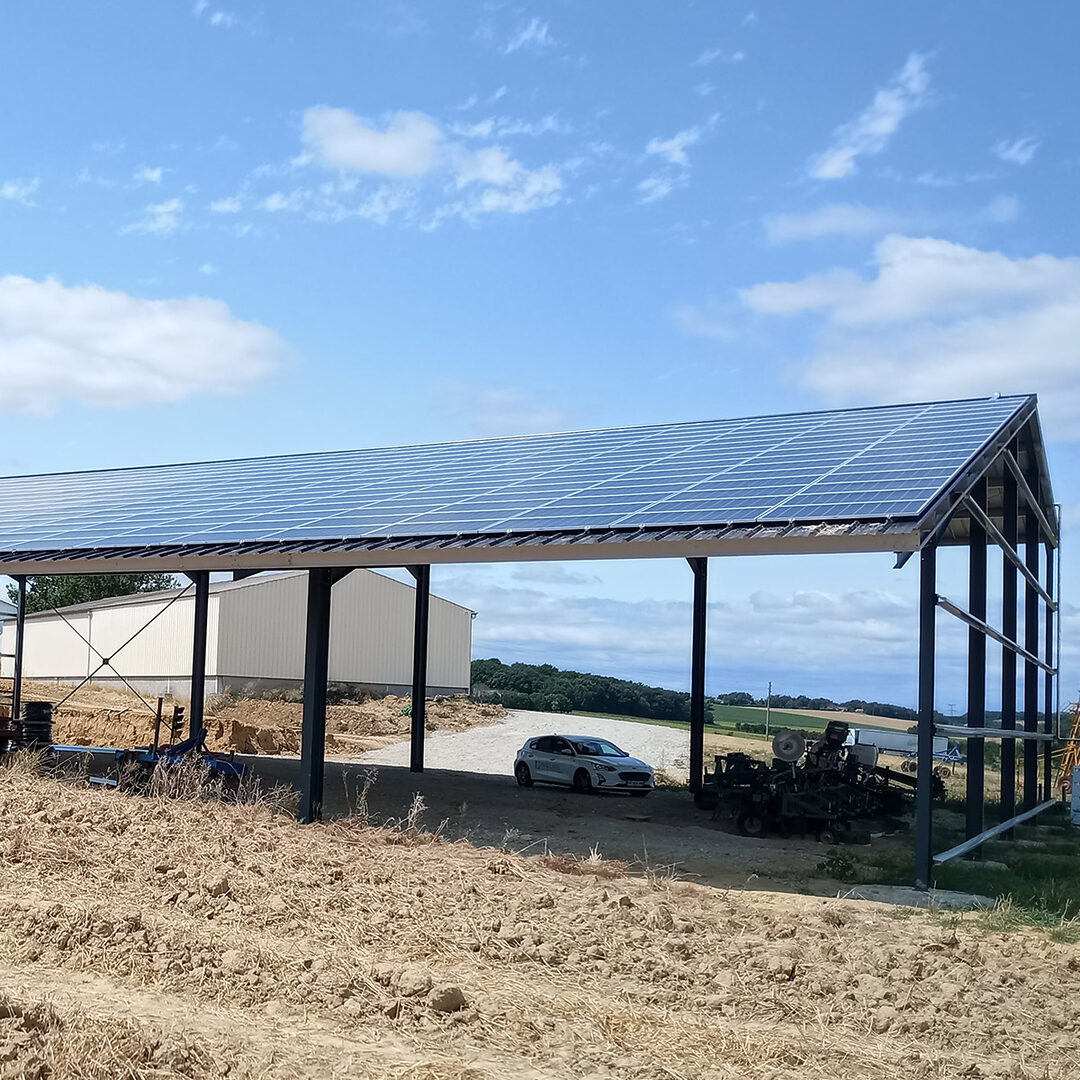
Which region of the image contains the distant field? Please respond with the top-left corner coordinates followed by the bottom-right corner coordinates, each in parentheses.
top-left (572, 706), bottom-right (906, 735)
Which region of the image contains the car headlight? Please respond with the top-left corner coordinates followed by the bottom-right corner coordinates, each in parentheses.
top-left (593, 763), bottom-right (617, 772)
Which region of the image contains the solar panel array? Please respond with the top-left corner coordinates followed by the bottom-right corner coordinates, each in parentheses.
top-left (0, 396), bottom-right (1027, 552)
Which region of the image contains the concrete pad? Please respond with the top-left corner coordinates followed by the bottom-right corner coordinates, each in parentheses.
top-left (839, 885), bottom-right (997, 910)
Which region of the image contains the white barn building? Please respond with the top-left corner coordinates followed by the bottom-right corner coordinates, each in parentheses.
top-left (0, 570), bottom-right (473, 697)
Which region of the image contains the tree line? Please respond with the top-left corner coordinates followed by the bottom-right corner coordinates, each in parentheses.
top-left (471, 659), bottom-right (925, 724)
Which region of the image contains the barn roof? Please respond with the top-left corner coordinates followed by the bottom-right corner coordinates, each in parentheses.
top-left (0, 394), bottom-right (1054, 573)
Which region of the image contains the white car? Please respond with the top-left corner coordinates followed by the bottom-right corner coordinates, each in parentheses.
top-left (514, 734), bottom-right (654, 796)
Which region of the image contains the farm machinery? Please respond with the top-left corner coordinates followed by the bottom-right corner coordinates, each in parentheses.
top-left (694, 720), bottom-right (944, 841)
top-left (2, 698), bottom-right (248, 794)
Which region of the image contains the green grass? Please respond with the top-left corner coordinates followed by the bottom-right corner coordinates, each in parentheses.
top-left (839, 806), bottom-right (1080, 935)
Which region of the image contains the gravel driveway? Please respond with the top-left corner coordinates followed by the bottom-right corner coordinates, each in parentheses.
top-left (355, 709), bottom-right (692, 778)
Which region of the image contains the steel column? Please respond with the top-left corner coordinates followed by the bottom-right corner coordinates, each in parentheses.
top-left (1043, 537), bottom-right (1055, 798)
top-left (965, 477), bottom-right (987, 844)
top-left (11, 575), bottom-right (26, 723)
top-left (1022, 501), bottom-right (1040, 810)
top-left (914, 543), bottom-right (937, 891)
top-left (1000, 457), bottom-right (1018, 829)
top-left (408, 565), bottom-right (430, 774)
top-left (188, 570), bottom-right (211, 739)
top-left (299, 568), bottom-right (333, 824)
top-left (687, 557), bottom-right (708, 794)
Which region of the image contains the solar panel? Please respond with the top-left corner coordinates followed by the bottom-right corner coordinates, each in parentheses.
top-left (0, 396), bottom-right (1028, 552)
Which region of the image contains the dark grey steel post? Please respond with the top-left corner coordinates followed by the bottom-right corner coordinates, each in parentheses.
top-left (687, 557), bottom-right (708, 794)
top-left (299, 568), bottom-right (333, 824)
top-left (1043, 538), bottom-right (1055, 799)
top-left (1000, 458), bottom-right (1018, 829)
top-left (188, 570), bottom-right (211, 739)
top-left (914, 543), bottom-right (937, 891)
top-left (11, 575), bottom-right (26, 723)
top-left (408, 565), bottom-right (430, 774)
top-left (1022, 500), bottom-right (1040, 810)
top-left (965, 477), bottom-right (987, 844)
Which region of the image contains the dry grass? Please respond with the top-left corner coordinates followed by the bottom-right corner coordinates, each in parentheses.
top-left (0, 761), bottom-right (1075, 1078)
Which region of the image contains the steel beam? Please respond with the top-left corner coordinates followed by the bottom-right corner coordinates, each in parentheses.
top-left (408, 565), bottom-right (430, 774)
top-left (1023, 499), bottom-right (1040, 810)
top-left (965, 477), bottom-right (987, 844)
top-left (962, 496), bottom-right (1056, 609)
top-left (186, 570), bottom-right (211, 739)
top-left (915, 544), bottom-right (937, 891)
top-left (1000, 455), bottom-right (1018, 830)
top-left (1002, 450), bottom-right (1058, 547)
top-left (11, 575), bottom-right (26, 723)
top-left (934, 799), bottom-right (1057, 864)
top-left (687, 557), bottom-right (708, 794)
top-left (935, 596), bottom-right (1054, 673)
top-left (299, 568), bottom-right (333, 824)
top-left (1043, 538), bottom-right (1055, 798)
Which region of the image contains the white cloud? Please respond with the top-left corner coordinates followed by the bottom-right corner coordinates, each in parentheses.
top-left (121, 197), bottom-right (184, 236)
top-left (133, 165), bottom-right (163, 185)
top-left (993, 136), bottom-right (1040, 166)
top-left (646, 127), bottom-right (700, 166)
top-left (297, 105), bottom-right (563, 222)
top-left (210, 195), bottom-right (242, 213)
top-left (693, 46), bottom-right (744, 66)
top-left (301, 107), bottom-right (442, 177)
top-left (0, 275), bottom-right (283, 412)
top-left (0, 179), bottom-right (39, 206)
top-left (764, 204), bottom-right (906, 243)
top-left (636, 174), bottom-right (676, 204)
top-left (670, 302), bottom-right (735, 339)
top-left (193, 1), bottom-right (238, 28)
top-left (198, 262), bottom-right (219, 275)
top-left (982, 193), bottom-right (1020, 223)
top-left (262, 190), bottom-right (306, 212)
top-left (450, 115), bottom-right (571, 138)
top-left (738, 234), bottom-right (1080, 437)
top-left (447, 384), bottom-right (566, 436)
top-left (696, 82), bottom-right (716, 97)
top-left (503, 17), bottom-right (556, 54)
top-left (808, 53), bottom-right (931, 180)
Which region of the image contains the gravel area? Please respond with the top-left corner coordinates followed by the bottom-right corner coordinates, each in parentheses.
top-left (354, 708), bottom-right (692, 778)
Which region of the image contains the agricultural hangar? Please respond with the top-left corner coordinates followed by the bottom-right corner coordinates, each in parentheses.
top-left (0, 393), bottom-right (1059, 889)
top-left (0, 569), bottom-right (472, 698)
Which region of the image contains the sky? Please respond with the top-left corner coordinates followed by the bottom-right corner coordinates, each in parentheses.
top-left (1, 1), bottom-right (1078, 711)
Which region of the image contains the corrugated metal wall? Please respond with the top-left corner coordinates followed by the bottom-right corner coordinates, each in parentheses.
top-left (0, 595), bottom-right (220, 684)
top-left (1, 570), bottom-right (471, 695)
top-left (216, 570), bottom-right (471, 693)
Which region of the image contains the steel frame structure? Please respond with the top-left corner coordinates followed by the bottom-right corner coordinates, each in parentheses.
top-left (1, 395), bottom-right (1059, 889)
top-left (913, 441), bottom-right (1060, 889)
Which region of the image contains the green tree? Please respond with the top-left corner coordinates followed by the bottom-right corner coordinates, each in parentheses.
top-left (8, 574), bottom-right (179, 615)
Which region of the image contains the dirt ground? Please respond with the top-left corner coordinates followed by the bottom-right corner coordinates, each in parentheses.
top-left (0, 763), bottom-right (1075, 1079)
top-left (0, 678), bottom-right (504, 756)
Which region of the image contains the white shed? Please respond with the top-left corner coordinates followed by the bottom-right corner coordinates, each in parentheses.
top-left (0, 570), bottom-right (473, 697)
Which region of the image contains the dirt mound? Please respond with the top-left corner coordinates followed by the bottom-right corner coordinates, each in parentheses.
top-left (0, 678), bottom-right (503, 757)
top-left (0, 766), bottom-right (1075, 1078)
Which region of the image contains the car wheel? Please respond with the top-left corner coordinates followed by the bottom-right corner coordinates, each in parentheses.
top-left (572, 768), bottom-right (593, 794)
top-left (736, 810), bottom-right (766, 837)
top-left (514, 762), bottom-right (533, 787)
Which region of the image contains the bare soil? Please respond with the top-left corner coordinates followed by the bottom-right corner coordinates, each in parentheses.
top-left (0, 763), bottom-right (1075, 1078)
top-left (0, 678), bottom-right (503, 756)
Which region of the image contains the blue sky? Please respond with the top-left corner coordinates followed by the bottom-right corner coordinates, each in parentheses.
top-left (1, 1), bottom-right (1077, 710)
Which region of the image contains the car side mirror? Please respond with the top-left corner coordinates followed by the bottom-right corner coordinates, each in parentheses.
top-left (560, 748), bottom-right (573, 755)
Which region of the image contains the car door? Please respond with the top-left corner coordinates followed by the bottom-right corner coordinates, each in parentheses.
top-left (529, 737), bottom-right (556, 781)
top-left (548, 737), bottom-right (576, 784)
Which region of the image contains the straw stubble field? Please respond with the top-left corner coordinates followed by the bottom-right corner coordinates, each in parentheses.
top-left (0, 761), bottom-right (1076, 1079)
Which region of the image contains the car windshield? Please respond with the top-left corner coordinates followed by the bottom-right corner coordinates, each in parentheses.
top-left (571, 739), bottom-right (627, 757)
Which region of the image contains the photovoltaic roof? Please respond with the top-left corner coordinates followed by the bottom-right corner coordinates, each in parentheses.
top-left (0, 395), bottom-right (1031, 556)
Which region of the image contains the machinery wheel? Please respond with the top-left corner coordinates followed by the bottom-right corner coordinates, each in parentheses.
top-left (817, 827), bottom-right (837, 844)
top-left (514, 762), bottom-right (533, 787)
top-left (901, 759), bottom-right (917, 773)
top-left (572, 769), bottom-right (593, 794)
top-left (736, 810), bottom-right (766, 837)
top-left (934, 765), bottom-right (952, 779)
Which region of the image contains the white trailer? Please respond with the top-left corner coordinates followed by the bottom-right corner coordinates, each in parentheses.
top-left (852, 728), bottom-right (949, 757)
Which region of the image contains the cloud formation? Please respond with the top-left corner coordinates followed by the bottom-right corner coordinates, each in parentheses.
top-left (122, 197), bottom-right (184, 236)
top-left (993, 136), bottom-right (1040, 166)
top-left (0, 276), bottom-right (284, 412)
top-left (503, 17), bottom-right (557, 54)
top-left (809, 53), bottom-right (931, 180)
top-left (0, 179), bottom-right (39, 206)
top-left (738, 234), bottom-right (1080, 437)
